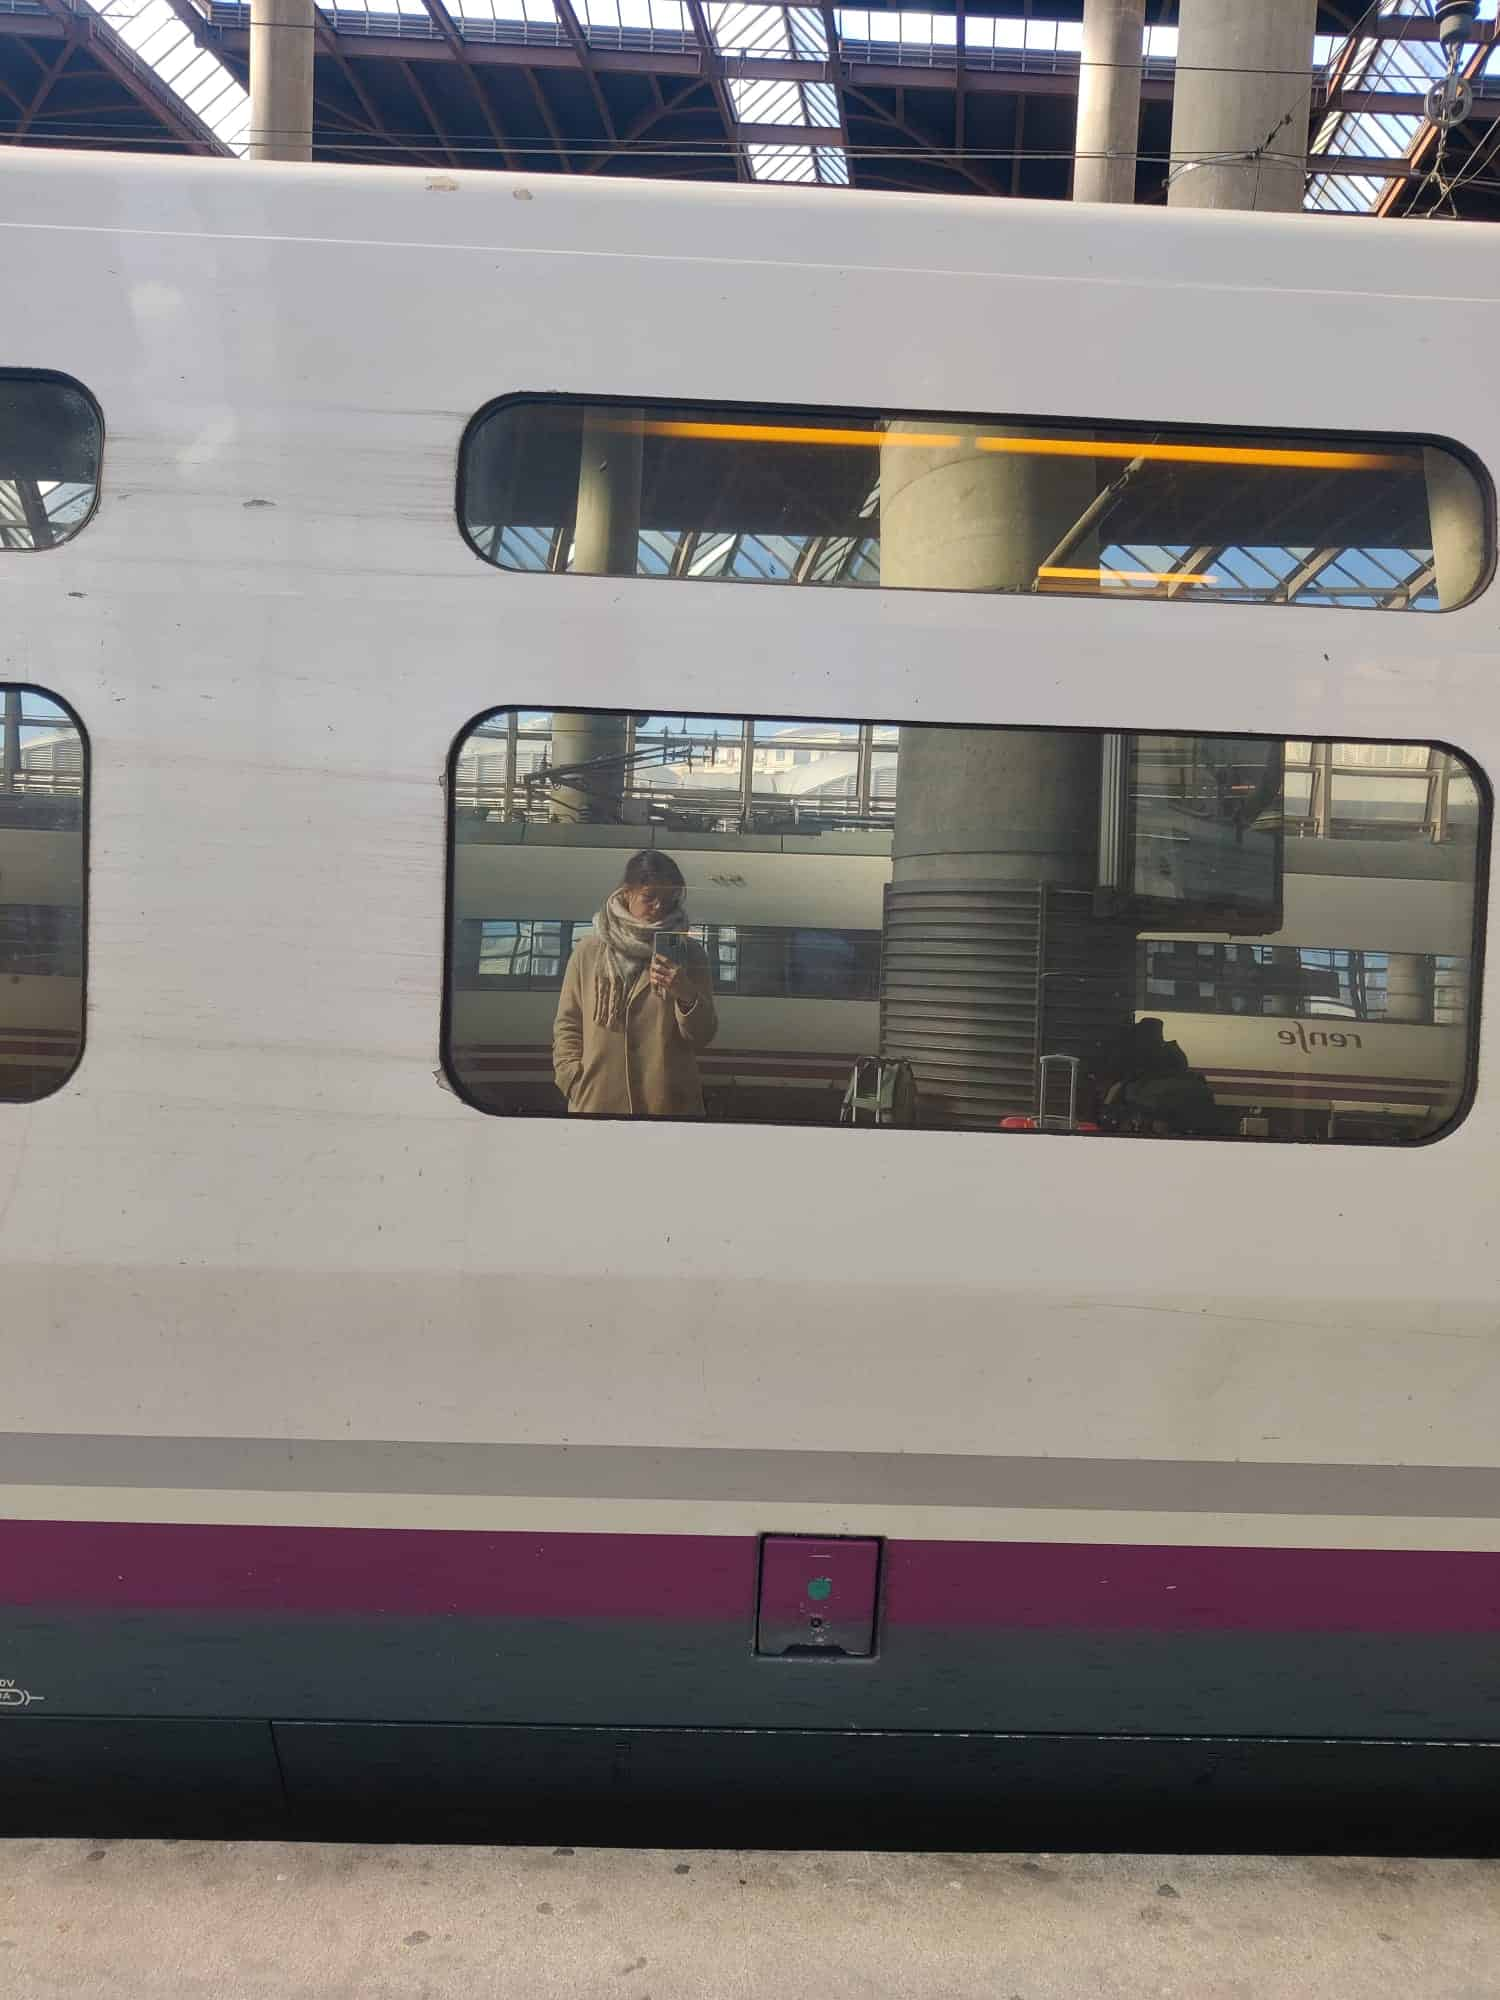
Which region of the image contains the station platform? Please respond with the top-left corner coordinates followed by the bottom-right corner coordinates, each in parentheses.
top-left (2, 1839), bottom-right (1497, 1997)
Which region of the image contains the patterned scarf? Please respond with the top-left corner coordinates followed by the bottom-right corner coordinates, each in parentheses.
top-left (590, 886), bottom-right (691, 1029)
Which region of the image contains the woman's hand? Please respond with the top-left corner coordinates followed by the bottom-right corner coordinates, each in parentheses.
top-left (649, 952), bottom-right (687, 999)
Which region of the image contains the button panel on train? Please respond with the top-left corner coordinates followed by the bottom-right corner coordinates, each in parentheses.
top-left (756, 1536), bottom-right (882, 1658)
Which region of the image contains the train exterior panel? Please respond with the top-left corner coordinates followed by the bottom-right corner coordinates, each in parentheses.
top-left (2, 151), bottom-right (1499, 1841)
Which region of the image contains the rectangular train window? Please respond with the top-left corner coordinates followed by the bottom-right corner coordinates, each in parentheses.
top-left (445, 711), bottom-right (1485, 1144)
top-left (1, 374), bottom-right (102, 551)
top-left (459, 399), bottom-right (1489, 611)
top-left (1, 687), bottom-right (85, 1101)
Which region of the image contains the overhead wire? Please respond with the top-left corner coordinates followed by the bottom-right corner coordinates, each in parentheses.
top-left (0, 118), bottom-right (1435, 171)
top-left (1412, 86), bottom-right (1500, 211)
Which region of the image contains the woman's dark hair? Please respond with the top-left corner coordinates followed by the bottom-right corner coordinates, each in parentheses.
top-left (623, 850), bottom-right (685, 892)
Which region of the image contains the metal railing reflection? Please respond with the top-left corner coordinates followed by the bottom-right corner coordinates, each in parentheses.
top-left (455, 717), bottom-right (1475, 846)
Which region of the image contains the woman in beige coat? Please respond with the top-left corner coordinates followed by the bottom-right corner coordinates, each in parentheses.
top-left (552, 850), bottom-right (718, 1117)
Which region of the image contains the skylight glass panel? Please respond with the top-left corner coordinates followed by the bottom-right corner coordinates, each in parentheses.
top-left (708, 2), bottom-right (825, 60)
top-left (804, 80), bottom-right (839, 123)
top-left (787, 8), bottom-right (827, 58)
top-left (701, 0), bottom-right (847, 180)
top-left (730, 74), bottom-right (811, 123)
top-left (327, 0), bottom-right (435, 22)
top-left (836, 9), bottom-right (953, 60)
top-left (578, 0), bottom-right (689, 27)
top-left (92, 0), bottom-right (250, 150)
top-left (747, 141), bottom-right (819, 181)
top-left (1307, 2), bottom-right (1429, 214)
top-left (450, 0), bottom-right (560, 25)
top-left (496, 525), bottom-right (553, 568)
top-left (638, 528), bottom-right (681, 575)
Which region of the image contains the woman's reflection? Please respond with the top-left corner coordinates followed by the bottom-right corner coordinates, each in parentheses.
top-left (552, 850), bottom-right (718, 1117)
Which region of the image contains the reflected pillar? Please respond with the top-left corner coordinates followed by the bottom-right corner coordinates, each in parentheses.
top-left (1425, 448), bottom-right (1487, 608)
top-left (1384, 953), bottom-right (1430, 1025)
top-left (1262, 946), bottom-right (1300, 1018)
top-left (549, 410), bottom-right (643, 824)
top-left (573, 408), bottom-right (644, 578)
top-left (2, 688), bottom-right (19, 793)
top-left (877, 430), bottom-right (1135, 1126)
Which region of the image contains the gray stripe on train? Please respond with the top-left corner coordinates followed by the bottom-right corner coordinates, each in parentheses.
top-left (1, 1434), bottom-right (1498, 1519)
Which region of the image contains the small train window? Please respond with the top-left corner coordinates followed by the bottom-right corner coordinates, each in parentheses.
top-left (445, 709), bottom-right (1485, 1145)
top-left (459, 398), bottom-right (1490, 612)
top-left (0, 374), bottom-right (102, 552)
top-left (0, 687), bottom-right (86, 1102)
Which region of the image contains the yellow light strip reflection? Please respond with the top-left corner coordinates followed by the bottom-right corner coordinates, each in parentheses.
top-left (981, 439), bottom-right (1409, 472)
top-left (622, 420), bottom-right (964, 450)
top-left (1038, 565), bottom-right (1220, 586)
top-left (611, 417), bottom-right (1415, 474)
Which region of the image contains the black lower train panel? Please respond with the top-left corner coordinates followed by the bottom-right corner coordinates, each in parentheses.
top-left (6, 1609), bottom-right (1500, 1736)
top-left (3, 1718), bottom-right (1499, 1852)
top-left (0, 1719), bottom-right (287, 1836)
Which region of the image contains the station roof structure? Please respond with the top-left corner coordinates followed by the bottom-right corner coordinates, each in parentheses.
top-left (2, 0), bottom-right (1499, 219)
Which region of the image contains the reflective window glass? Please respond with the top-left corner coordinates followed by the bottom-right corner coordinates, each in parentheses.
top-left (447, 710), bottom-right (1485, 1143)
top-left (0, 687), bottom-right (86, 1101)
top-left (461, 399), bottom-right (1490, 612)
top-left (1, 375), bottom-right (102, 551)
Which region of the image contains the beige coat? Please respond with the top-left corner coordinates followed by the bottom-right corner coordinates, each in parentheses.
top-left (552, 933), bottom-right (719, 1117)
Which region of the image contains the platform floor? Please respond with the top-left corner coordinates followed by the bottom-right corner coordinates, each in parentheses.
top-left (2, 1840), bottom-right (1498, 1998)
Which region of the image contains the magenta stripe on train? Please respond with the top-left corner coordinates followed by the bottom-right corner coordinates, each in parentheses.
top-left (2, 1522), bottom-right (1500, 1631)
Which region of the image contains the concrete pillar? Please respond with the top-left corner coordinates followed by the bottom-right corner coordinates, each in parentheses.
top-left (878, 430), bottom-right (1133, 1125)
top-left (248, 0), bottom-right (315, 163)
top-left (1168, 0), bottom-right (1317, 213)
top-left (1074, 0), bottom-right (1144, 205)
top-left (1384, 953), bottom-right (1430, 1025)
top-left (1424, 447), bottom-right (1487, 609)
top-left (548, 411), bottom-right (642, 823)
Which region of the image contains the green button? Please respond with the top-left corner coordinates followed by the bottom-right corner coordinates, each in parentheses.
top-left (806, 1576), bottom-right (833, 1601)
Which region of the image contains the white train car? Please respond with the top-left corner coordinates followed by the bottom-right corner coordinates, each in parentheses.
top-left (1, 151), bottom-right (1498, 1847)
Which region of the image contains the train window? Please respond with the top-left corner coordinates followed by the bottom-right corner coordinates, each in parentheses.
top-left (446, 710), bottom-right (1485, 1143)
top-left (0, 686), bottom-right (86, 1102)
top-left (459, 398), bottom-right (1490, 612)
top-left (1, 375), bottom-right (102, 551)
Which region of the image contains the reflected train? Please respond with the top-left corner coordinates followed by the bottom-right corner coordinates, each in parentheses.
top-left (448, 821), bottom-right (1472, 1137)
top-left (4, 152), bottom-right (1500, 1851)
